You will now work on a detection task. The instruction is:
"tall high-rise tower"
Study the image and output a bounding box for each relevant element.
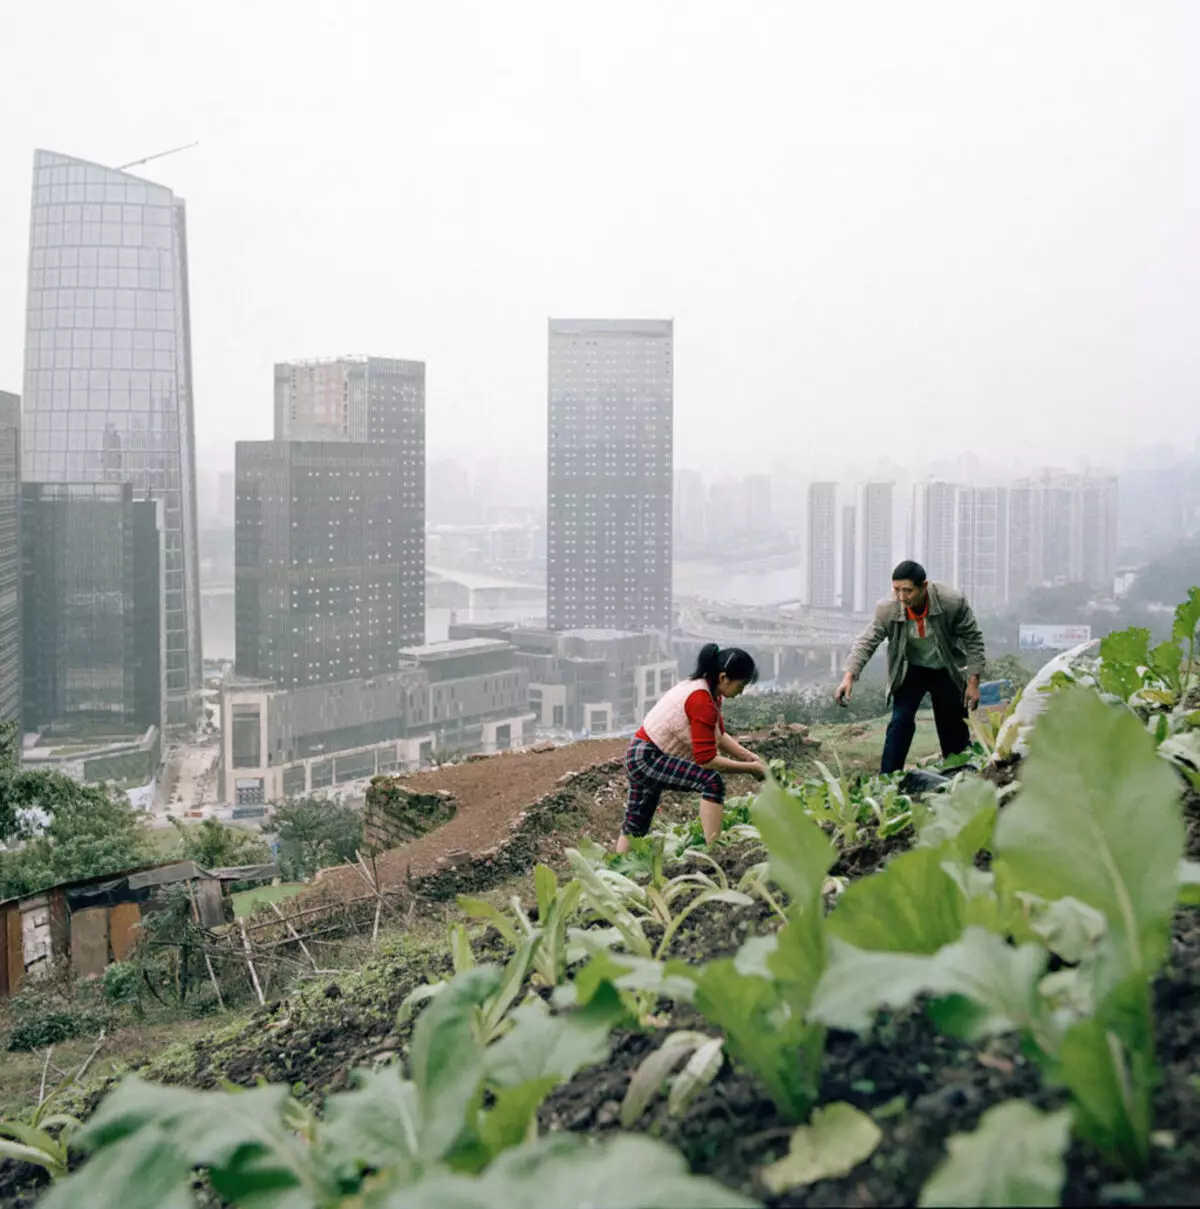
[21,151,202,724]
[806,482,837,609]
[859,482,895,608]
[1008,470,1117,598]
[547,319,673,632]
[840,503,857,611]
[0,393,20,728]
[236,357,425,690]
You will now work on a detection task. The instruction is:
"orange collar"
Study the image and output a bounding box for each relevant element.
[905,596,929,638]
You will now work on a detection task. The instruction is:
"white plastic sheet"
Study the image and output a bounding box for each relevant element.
[990,639,1100,763]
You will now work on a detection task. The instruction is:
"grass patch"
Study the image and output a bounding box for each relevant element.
[808,713,941,772]
[231,883,307,917]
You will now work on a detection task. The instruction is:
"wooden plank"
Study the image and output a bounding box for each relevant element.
[0,906,10,998]
[194,880,225,929]
[108,903,142,963]
[5,906,22,995]
[49,889,70,961]
[69,908,110,977]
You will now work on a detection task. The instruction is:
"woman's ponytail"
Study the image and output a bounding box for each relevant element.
[690,643,722,690]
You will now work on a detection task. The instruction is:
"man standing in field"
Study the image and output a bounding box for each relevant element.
[834,560,987,774]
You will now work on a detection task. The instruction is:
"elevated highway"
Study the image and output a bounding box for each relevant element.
[673,596,869,682]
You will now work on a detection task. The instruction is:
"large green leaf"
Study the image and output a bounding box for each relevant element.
[408,965,501,1164]
[758,1102,882,1193]
[1172,586,1200,647]
[485,987,624,1091]
[751,777,836,907]
[826,846,966,954]
[810,929,1047,1041]
[918,1100,1072,1208]
[1054,975,1155,1175]
[41,1079,321,1209]
[915,778,998,858]
[690,957,822,1120]
[321,1067,421,1181]
[366,1132,759,1208]
[993,688,1184,979]
[1096,628,1150,699]
[1148,640,1183,691]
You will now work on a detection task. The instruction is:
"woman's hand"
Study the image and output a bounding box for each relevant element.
[747,759,768,781]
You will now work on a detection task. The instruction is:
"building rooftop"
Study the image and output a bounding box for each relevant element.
[397,638,513,662]
[557,628,647,641]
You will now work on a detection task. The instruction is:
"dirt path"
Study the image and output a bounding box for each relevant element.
[308,739,627,901]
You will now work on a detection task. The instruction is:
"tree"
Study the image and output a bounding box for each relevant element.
[1126,535,1200,607]
[170,816,270,869]
[982,653,1034,692]
[0,773,154,901]
[265,797,364,881]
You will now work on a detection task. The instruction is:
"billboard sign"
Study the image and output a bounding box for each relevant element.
[1018,624,1092,652]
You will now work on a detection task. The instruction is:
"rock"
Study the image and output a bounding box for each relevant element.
[1099,1182,1144,1205]
[898,768,952,796]
[913,1083,980,1115]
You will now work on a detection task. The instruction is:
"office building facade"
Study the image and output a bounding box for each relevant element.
[806,481,838,609]
[547,318,672,632]
[0,394,19,729]
[22,482,163,733]
[218,638,532,804]
[235,439,424,691]
[20,151,201,724]
[840,504,857,612]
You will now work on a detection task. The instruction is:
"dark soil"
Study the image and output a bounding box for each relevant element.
[540,898,1200,1208]
[4,762,1197,1207]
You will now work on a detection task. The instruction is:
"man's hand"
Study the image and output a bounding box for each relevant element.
[965,676,981,712]
[748,759,768,781]
[834,673,854,706]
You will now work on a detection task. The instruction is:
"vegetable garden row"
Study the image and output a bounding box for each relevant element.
[4,590,1200,1208]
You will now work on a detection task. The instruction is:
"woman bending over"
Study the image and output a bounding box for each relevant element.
[616,644,766,854]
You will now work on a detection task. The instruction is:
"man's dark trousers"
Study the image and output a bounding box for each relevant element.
[880,664,970,775]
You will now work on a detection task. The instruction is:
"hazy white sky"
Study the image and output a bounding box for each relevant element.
[2,0,1198,484]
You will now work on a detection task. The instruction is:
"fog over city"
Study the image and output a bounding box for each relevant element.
[3,0,1199,493]
[1,2,1199,803]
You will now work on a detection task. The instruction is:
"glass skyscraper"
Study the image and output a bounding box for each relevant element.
[20,150,202,725]
[0,392,20,729]
[547,318,673,633]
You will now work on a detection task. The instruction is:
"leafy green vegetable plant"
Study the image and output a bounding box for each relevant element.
[809,687,1189,1182]
[458,862,584,988]
[565,845,754,962]
[397,923,541,1046]
[40,964,752,1209]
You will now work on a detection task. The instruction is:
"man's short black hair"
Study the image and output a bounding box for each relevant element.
[892,559,927,585]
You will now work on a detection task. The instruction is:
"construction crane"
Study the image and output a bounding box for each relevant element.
[117,141,199,172]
